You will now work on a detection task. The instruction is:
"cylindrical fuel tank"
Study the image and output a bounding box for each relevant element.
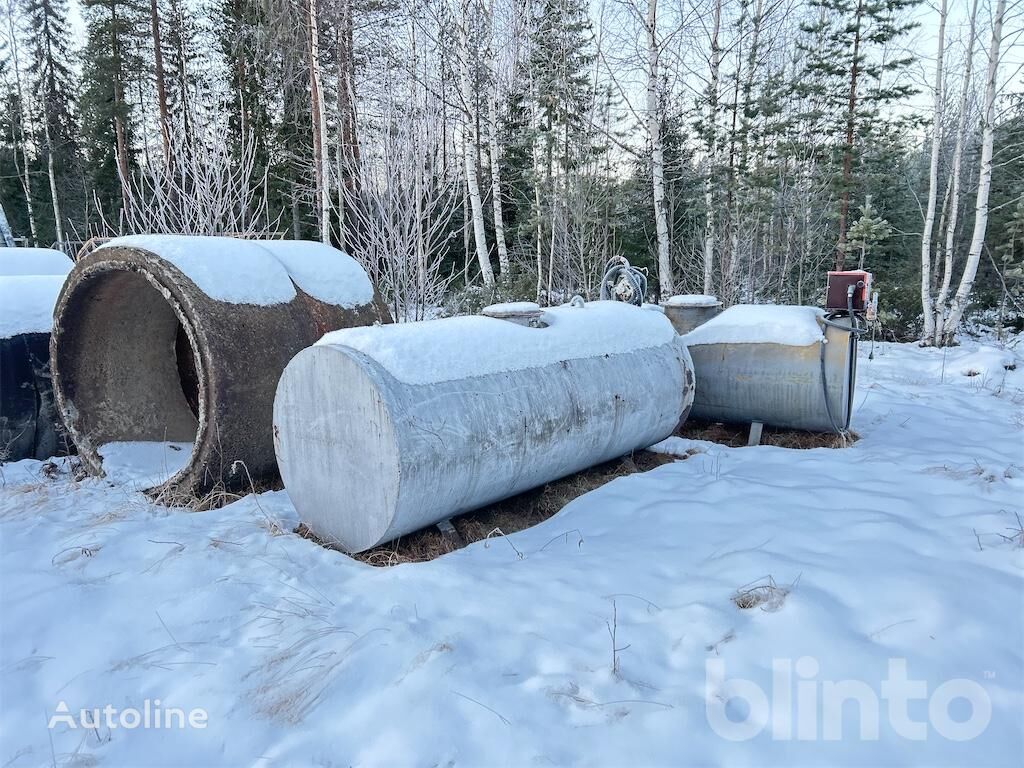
[51,235,390,500]
[661,295,722,335]
[682,305,857,432]
[1,248,72,461]
[273,301,696,552]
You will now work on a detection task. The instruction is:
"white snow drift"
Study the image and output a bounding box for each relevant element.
[683,304,826,347]
[99,235,374,307]
[0,336,1021,767]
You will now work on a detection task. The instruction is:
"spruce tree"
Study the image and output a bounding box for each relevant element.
[79,0,147,226]
[798,0,921,268]
[23,0,82,244]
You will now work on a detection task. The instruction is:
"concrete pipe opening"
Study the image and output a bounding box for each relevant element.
[52,266,205,488]
[52,236,391,501]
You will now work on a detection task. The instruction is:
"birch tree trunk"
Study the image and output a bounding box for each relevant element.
[488,94,509,277]
[308,0,331,244]
[15,134,38,244]
[486,0,509,277]
[919,0,946,342]
[646,0,672,296]
[334,0,359,249]
[933,0,978,344]
[44,118,65,248]
[5,6,39,245]
[458,0,495,287]
[940,0,1005,343]
[702,0,722,295]
[0,200,13,247]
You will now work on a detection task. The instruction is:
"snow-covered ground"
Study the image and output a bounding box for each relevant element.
[1,337,1022,767]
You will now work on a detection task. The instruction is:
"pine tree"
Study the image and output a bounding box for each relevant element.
[527,0,597,297]
[798,0,921,269]
[23,0,81,245]
[79,0,147,226]
[844,194,891,270]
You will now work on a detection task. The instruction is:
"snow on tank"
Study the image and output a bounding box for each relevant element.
[663,294,721,308]
[0,275,67,338]
[683,304,826,347]
[98,235,374,307]
[315,299,678,385]
[0,247,72,277]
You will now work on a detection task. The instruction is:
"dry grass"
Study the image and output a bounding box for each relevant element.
[297,450,680,567]
[678,420,857,449]
[296,422,852,567]
[731,575,798,612]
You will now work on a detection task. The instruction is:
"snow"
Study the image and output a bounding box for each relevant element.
[257,240,374,308]
[684,303,826,347]
[0,275,66,338]
[0,247,72,277]
[316,300,678,385]
[663,294,720,307]
[97,441,194,489]
[481,301,542,315]
[99,236,373,308]
[0,249,72,338]
[1,336,1022,766]
[101,235,296,305]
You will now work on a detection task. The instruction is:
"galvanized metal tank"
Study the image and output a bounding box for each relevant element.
[273,301,696,552]
[682,305,857,432]
[661,295,722,335]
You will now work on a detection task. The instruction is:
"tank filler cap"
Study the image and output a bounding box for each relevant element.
[482,301,546,327]
[662,294,721,308]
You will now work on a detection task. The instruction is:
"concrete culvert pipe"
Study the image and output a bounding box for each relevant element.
[273,300,696,553]
[51,235,390,500]
[1,248,73,461]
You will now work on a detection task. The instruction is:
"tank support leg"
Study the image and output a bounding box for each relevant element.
[747,421,764,447]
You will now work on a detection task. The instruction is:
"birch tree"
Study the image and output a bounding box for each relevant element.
[702,0,722,295]
[459,0,495,287]
[308,0,330,243]
[0,198,14,245]
[919,0,946,341]
[940,0,1007,343]
[646,0,672,295]
[3,1,39,245]
[932,0,978,343]
[486,0,510,276]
